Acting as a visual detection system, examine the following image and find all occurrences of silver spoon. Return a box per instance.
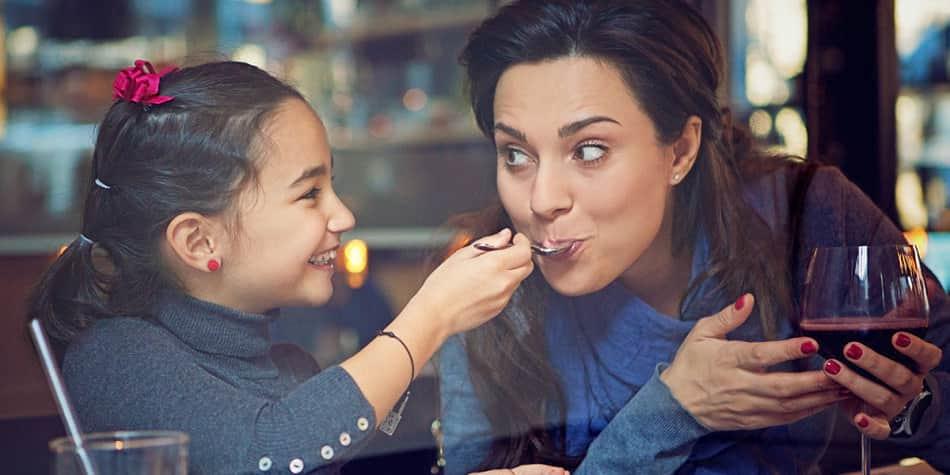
[473,242,570,257]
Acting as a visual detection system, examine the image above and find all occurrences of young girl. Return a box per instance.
[28,60,565,475]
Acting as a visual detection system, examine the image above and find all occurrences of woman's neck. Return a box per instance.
[619,205,693,317]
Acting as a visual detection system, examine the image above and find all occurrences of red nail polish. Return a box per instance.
[800,341,817,354]
[896,333,912,348]
[857,416,869,428]
[824,360,842,375]
[734,295,745,310]
[845,344,863,360]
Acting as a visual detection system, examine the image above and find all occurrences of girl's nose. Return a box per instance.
[327,192,356,233]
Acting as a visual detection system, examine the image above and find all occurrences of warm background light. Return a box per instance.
[343,239,368,274]
[904,227,929,259]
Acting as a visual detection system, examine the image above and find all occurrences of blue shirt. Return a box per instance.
[544,237,811,473]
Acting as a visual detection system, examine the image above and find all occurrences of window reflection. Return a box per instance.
[730,0,808,157]
[895,0,950,289]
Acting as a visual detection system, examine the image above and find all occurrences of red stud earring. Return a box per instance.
[207,259,220,272]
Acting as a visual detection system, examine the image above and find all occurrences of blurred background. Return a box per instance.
[1,0,949,473]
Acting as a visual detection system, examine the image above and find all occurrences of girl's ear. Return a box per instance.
[165,212,225,273]
[670,115,702,185]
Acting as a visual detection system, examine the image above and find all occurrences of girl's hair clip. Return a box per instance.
[112,59,179,107]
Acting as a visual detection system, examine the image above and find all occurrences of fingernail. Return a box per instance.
[896,333,912,348]
[824,360,842,375]
[734,295,745,310]
[800,341,817,354]
[845,344,863,360]
[857,415,869,428]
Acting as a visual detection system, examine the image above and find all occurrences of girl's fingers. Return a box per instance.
[892,332,943,374]
[492,233,534,270]
[467,228,513,256]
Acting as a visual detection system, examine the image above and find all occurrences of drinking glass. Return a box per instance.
[49,430,188,475]
[800,245,929,475]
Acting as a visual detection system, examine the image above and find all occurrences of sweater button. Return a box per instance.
[321,445,335,460]
[357,417,370,431]
[339,432,351,446]
[257,456,272,471]
[289,458,304,473]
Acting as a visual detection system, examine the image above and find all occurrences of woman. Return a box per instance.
[438,1,949,473]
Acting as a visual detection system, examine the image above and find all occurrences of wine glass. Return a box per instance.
[800,245,930,475]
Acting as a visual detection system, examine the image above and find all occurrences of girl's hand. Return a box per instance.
[411,228,534,339]
[822,332,943,439]
[470,464,570,475]
[660,294,846,431]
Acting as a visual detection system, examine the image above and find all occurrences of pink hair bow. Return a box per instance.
[112,59,179,106]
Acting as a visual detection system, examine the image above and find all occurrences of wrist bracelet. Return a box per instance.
[890,380,932,438]
[377,330,414,436]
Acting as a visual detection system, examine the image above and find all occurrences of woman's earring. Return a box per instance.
[207,259,220,272]
[672,173,681,184]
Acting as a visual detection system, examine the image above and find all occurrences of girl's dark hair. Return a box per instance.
[455,0,796,469]
[29,61,304,347]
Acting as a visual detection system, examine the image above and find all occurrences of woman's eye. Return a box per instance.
[575,144,607,162]
[502,147,531,167]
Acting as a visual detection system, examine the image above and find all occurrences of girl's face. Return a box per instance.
[221,99,355,313]
[493,57,693,296]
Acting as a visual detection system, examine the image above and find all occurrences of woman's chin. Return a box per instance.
[541,268,611,297]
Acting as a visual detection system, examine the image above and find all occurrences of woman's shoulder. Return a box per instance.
[743,157,905,248]
[743,159,871,221]
[742,157,846,196]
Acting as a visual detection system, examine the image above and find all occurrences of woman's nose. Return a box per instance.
[529,161,572,219]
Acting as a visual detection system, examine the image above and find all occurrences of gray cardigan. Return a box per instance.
[63,292,377,475]
[438,164,950,473]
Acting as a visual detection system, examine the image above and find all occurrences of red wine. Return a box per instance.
[800,318,927,390]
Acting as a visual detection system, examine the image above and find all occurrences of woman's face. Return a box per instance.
[493,56,696,296]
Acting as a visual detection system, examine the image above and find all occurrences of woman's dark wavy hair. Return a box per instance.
[28,61,303,350]
[455,0,797,469]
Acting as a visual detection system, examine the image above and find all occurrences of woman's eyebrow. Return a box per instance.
[558,116,621,138]
[494,122,527,142]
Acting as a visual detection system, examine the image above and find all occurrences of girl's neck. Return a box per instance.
[619,204,693,317]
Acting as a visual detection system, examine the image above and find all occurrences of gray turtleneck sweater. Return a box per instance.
[63,292,377,475]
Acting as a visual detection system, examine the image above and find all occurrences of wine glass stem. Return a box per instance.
[860,432,870,475]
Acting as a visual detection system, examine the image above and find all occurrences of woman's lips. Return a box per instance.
[535,240,582,260]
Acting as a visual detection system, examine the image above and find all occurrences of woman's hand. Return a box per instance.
[660,294,846,431]
[821,332,943,439]
[470,464,569,475]
[409,228,534,340]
